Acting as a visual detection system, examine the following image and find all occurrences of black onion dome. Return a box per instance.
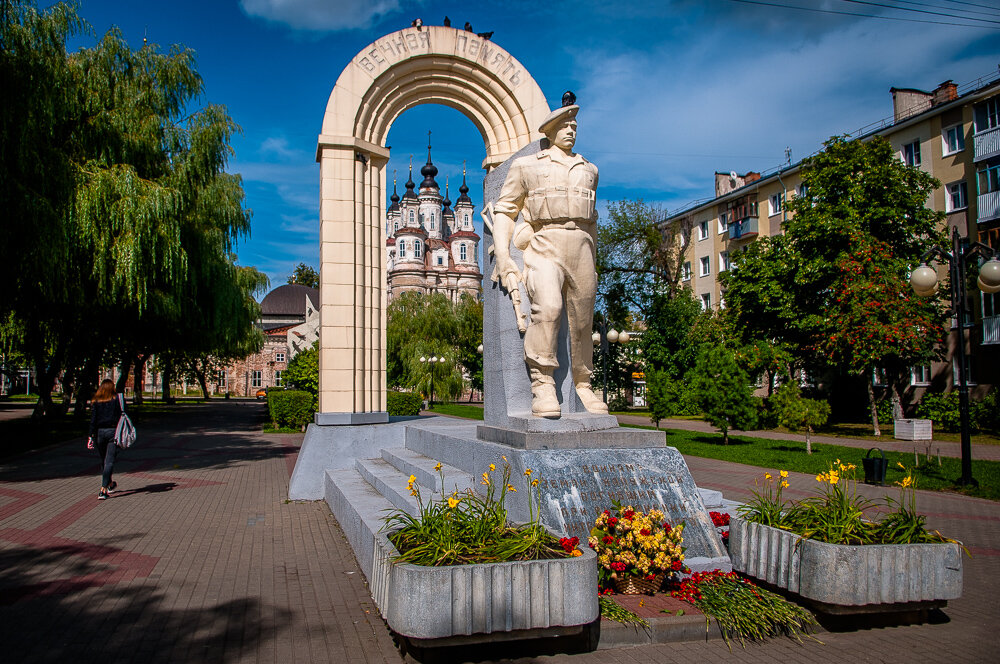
[388,180,400,211]
[457,171,472,205]
[442,182,452,210]
[402,164,417,200]
[419,145,439,190]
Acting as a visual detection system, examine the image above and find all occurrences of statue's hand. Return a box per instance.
[494,255,521,293]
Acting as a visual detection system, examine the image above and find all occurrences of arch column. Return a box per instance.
[314,26,549,424]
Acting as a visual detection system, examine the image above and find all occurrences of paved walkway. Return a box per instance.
[616,413,1000,462]
[1,403,997,663]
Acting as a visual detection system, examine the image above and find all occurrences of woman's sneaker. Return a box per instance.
[98,490,108,500]
[107,481,117,494]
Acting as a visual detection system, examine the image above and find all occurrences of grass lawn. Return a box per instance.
[642,425,1000,502]
[428,403,485,419]
[815,421,1000,447]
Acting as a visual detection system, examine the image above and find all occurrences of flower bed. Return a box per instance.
[732,463,963,612]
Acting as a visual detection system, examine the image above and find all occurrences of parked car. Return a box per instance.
[255,387,268,400]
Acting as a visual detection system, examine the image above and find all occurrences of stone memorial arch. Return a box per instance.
[315,25,550,424]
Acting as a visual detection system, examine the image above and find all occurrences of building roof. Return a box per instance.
[260,284,319,317]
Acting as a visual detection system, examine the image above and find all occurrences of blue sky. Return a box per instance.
[70,0,1000,291]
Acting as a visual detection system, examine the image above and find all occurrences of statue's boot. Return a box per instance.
[530,369,561,418]
[575,383,609,415]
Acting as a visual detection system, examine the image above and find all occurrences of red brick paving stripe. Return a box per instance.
[0,487,48,521]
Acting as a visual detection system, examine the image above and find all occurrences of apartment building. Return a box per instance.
[661,73,1000,404]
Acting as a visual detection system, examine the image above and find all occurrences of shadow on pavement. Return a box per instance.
[0,545,293,662]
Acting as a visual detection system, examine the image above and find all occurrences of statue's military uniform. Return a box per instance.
[493,142,601,409]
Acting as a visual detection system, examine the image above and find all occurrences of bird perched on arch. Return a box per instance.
[477,31,493,40]
[464,21,473,32]
[444,16,451,27]
[411,18,423,28]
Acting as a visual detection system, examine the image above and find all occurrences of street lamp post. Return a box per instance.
[419,355,446,409]
[910,226,1000,486]
[592,322,630,404]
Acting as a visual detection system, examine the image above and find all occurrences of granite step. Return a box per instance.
[324,467,395,584]
[355,457,422,517]
[381,447,476,495]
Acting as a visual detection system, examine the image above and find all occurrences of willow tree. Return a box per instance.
[2,1,264,415]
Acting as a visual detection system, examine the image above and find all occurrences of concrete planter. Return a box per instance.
[729,517,962,612]
[373,534,599,640]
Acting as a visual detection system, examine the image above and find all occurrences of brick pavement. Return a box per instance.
[1,402,997,663]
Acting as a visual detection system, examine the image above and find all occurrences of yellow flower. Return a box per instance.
[835,459,841,466]
[764,472,773,481]
[780,470,788,478]
[489,463,496,472]
[829,473,840,486]
[896,476,913,489]
[408,474,416,485]
[816,473,825,483]
[481,472,490,485]
[434,462,442,471]
[531,479,539,487]
[781,481,789,488]
[897,461,905,469]
[502,455,508,462]
[570,549,582,557]
[524,468,532,477]
[448,496,461,508]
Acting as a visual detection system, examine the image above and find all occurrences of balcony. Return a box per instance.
[980,190,1000,224]
[974,125,1000,162]
[985,315,1000,345]
[729,216,759,241]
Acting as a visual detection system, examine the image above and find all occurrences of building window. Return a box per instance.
[275,370,283,387]
[718,211,729,234]
[946,181,968,212]
[943,124,965,155]
[252,370,262,388]
[275,351,286,363]
[796,183,809,199]
[768,192,783,217]
[464,213,471,227]
[700,293,711,311]
[872,367,886,386]
[699,256,710,277]
[975,97,999,133]
[409,210,415,224]
[903,140,921,167]
[953,357,976,385]
[436,255,443,266]
[459,243,467,260]
[414,239,422,258]
[682,262,692,281]
[698,220,709,240]
[398,240,406,257]
[216,371,227,388]
[393,221,399,232]
[979,163,1000,195]
[984,291,998,318]
[910,365,931,386]
[719,251,731,272]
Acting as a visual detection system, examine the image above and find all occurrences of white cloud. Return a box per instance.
[260,136,304,160]
[239,0,410,32]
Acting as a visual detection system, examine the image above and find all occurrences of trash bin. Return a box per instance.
[862,447,888,485]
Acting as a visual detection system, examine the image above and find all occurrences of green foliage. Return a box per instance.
[722,136,947,424]
[670,571,818,648]
[646,369,670,428]
[913,390,995,433]
[1,0,265,416]
[283,344,318,399]
[286,262,319,288]
[384,460,569,566]
[689,346,757,444]
[599,596,649,628]
[771,383,830,453]
[268,390,314,429]
[638,290,704,376]
[386,391,423,416]
[737,471,789,528]
[386,292,480,400]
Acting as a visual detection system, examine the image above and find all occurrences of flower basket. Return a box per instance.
[614,572,664,595]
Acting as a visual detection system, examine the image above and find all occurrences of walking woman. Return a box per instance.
[88,379,124,500]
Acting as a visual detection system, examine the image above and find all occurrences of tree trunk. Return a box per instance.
[161,361,175,404]
[890,379,905,421]
[722,428,729,445]
[867,378,881,437]
[133,355,148,405]
[116,354,133,394]
[72,356,100,419]
[806,425,813,455]
[31,361,59,420]
[196,359,210,400]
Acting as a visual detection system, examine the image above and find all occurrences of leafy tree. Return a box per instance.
[689,345,757,445]
[645,369,670,428]
[287,262,319,289]
[722,136,945,432]
[598,199,692,313]
[638,289,704,378]
[771,382,831,454]
[454,295,484,398]
[284,342,318,403]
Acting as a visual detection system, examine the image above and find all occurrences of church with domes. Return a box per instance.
[385,139,482,301]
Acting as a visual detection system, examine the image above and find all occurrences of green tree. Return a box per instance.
[771,382,831,454]
[287,263,319,289]
[284,342,318,403]
[689,345,757,445]
[645,369,670,428]
[722,136,945,431]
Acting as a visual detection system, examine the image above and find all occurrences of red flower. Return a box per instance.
[623,510,635,519]
[640,528,650,536]
[602,535,614,544]
[671,560,683,571]
[608,517,618,527]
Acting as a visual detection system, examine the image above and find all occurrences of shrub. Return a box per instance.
[387,391,423,416]
[268,390,314,429]
[607,394,630,412]
[915,391,962,432]
[972,389,999,433]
